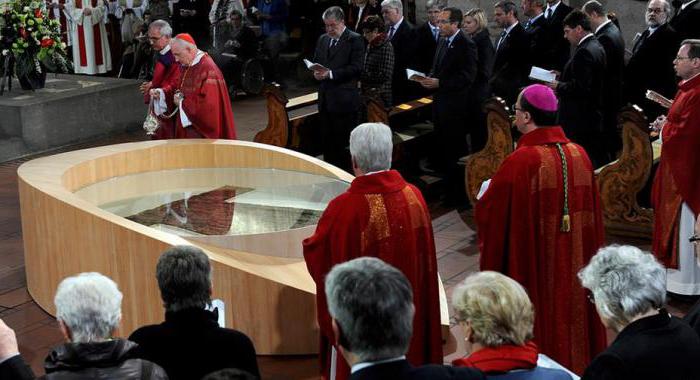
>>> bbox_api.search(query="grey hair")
[426,0,446,10]
[325,257,414,362]
[54,272,123,343]
[156,245,212,312]
[349,123,393,173]
[381,0,403,12]
[171,37,196,50]
[322,6,345,22]
[578,245,666,331]
[648,0,672,16]
[149,19,172,38]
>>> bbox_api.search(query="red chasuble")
[303,170,443,380]
[175,53,236,139]
[652,73,700,268]
[475,127,606,375]
[147,50,181,140]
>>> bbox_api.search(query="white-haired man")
[304,123,443,380]
[150,33,236,139]
[0,273,167,379]
[325,258,484,380]
[382,0,416,104]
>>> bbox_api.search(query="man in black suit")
[625,0,680,121]
[412,0,444,76]
[129,246,260,380]
[521,0,548,69]
[382,0,416,104]
[543,0,573,71]
[325,257,485,380]
[584,0,625,158]
[490,1,531,105]
[548,10,608,167]
[419,7,477,206]
[310,6,364,170]
[671,0,700,40]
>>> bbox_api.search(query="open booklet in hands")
[529,66,557,84]
[406,68,428,81]
[303,59,328,72]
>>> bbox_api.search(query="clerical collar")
[595,19,611,34]
[159,44,171,55]
[351,356,406,374]
[578,33,593,46]
[190,50,206,66]
[682,0,698,10]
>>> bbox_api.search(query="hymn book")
[529,66,557,84]
[406,68,427,81]
[303,59,328,72]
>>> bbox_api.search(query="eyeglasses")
[511,103,523,112]
[675,55,694,61]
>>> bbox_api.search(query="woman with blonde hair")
[452,271,572,379]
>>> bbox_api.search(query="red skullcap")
[174,33,197,47]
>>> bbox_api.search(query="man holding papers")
[417,7,476,207]
[311,6,364,170]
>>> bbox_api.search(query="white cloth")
[70,0,112,74]
[50,0,74,45]
[152,88,167,115]
[667,202,700,295]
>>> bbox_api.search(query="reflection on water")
[74,168,349,236]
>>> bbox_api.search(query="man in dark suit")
[129,246,260,380]
[625,0,680,121]
[310,6,364,170]
[490,1,531,105]
[543,0,573,71]
[522,0,548,69]
[381,0,416,104]
[671,0,700,40]
[584,0,625,158]
[419,7,477,206]
[325,257,485,380]
[412,0,444,76]
[548,10,608,167]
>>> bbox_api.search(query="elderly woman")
[452,271,572,379]
[579,245,700,379]
[0,273,168,379]
[359,15,394,121]
[462,8,494,152]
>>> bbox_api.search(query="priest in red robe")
[475,84,607,375]
[155,33,236,139]
[303,122,443,380]
[141,20,181,139]
[652,40,700,295]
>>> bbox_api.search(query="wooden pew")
[464,98,514,206]
[595,105,658,239]
[254,84,319,152]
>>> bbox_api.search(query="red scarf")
[452,341,539,374]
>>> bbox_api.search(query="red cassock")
[146,50,181,140]
[303,170,443,380]
[175,53,236,139]
[652,73,700,267]
[475,127,607,375]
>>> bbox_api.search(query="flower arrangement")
[0,0,72,87]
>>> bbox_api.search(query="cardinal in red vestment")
[475,85,607,374]
[303,123,443,380]
[651,41,700,295]
[158,33,236,139]
[141,21,181,139]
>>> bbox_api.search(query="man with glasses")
[140,20,181,139]
[475,84,606,375]
[624,0,680,121]
[652,39,700,297]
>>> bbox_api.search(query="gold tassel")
[561,214,571,232]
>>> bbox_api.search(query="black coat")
[582,310,700,380]
[312,27,365,113]
[670,0,700,40]
[595,21,625,112]
[490,23,531,105]
[349,359,485,380]
[388,19,417,104]
[525,14,549,69]
[624,23,680,120]
[543,1,573,71]
[412,21,440,75]
[471,28,495,104]
[557,35,607,166]
[129,308,260,380]
[433,31,477,107]
[683,297,700,337]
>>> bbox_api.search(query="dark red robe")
[147,49,181,140]
[303,170,443,380]
[475,127,607,375]
[652,73,700,268]
[175,53,236,139]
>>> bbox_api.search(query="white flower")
[1,49,8,56]
[23,6,30,11]
[60,42,66,49]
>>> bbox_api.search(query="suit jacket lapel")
[328,29,349,60]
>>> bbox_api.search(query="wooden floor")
[0,90,695,379]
